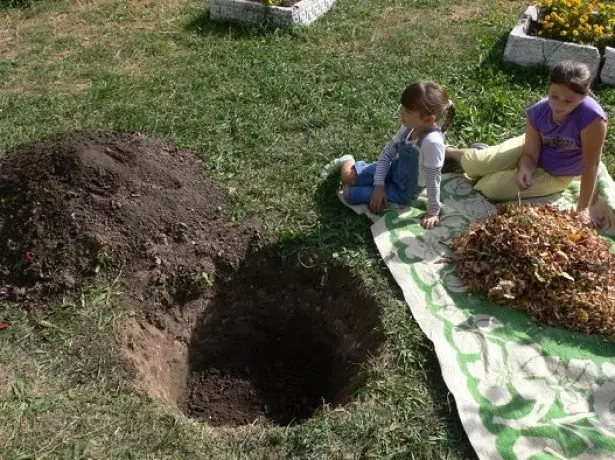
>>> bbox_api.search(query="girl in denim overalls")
[340,82,455,229]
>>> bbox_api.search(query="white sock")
[334,154,354,165]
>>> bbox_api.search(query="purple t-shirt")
[526,97,607,176]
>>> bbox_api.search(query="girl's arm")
[372,140,397,186]
[370,127,407,213]
[578,117,608,212]
[420,135,444,229]
[373,127,407,185]
[420,166,441,229]
[424,166,441,216]
[516,120,542,190]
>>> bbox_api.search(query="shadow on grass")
[424,349,480,460]
[0,0,38,9]
[268,168,378,264]
[480,32,549,89]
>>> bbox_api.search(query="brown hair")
[549,60,593,95]
[400,81,455,132]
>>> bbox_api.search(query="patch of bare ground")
[0,131,383,426]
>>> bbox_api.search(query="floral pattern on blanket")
[374,166,615,459]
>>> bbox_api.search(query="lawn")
[1,0,614,458]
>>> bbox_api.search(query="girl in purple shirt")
[446,60,608,226]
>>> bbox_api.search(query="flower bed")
[504,4,615,85]
[210,0,337,28]
[536,0,614,50]
[504,6,602,78]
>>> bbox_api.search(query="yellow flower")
[537,0,615,45]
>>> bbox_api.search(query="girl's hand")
[369,186,387,213]
[419,213,439,230]
[516,167,532,190]
[578,207,605,228]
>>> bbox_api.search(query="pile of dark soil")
[0,131,259,311]
[450,204,615,339]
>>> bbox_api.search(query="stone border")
[601,47,615,86]
[210,0,336,28]
[503,5,601,79]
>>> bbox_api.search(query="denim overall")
[348,127,442,205]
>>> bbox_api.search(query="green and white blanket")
[341,165,615,459]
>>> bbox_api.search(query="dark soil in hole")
[183,249,383,426]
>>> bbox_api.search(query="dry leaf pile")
[450,204,615,340]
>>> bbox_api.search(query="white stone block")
[601,47,615,85]
[504,6,601,79]
[210,0,336,27]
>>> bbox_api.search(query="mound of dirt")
[0,131,260,311]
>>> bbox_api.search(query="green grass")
[1,0,614,458]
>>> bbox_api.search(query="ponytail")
[440,99,455,133]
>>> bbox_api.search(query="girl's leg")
[340,159,357,185]
[344,185,375,204]
[344,182,407,206]
[342,184,351,201]
[341,159,378,186]
[445,147,464,164]
[341,161,380,204]
[458,134,526,179]
[474,167,575,201]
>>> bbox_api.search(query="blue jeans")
[347,161,412,204]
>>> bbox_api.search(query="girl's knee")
[340,160,357,185]
[474,172,518,201]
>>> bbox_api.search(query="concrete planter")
[504,6,601,79]
[210,0,336,28]
[601,47,615,85]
